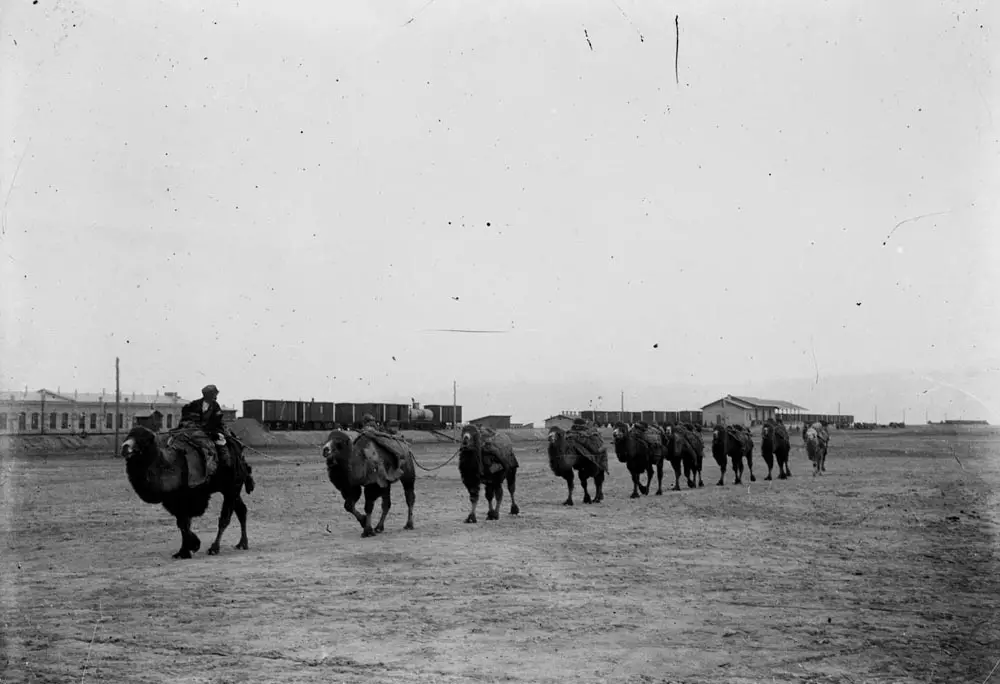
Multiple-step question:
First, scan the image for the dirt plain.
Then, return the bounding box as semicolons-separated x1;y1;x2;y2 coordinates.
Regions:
2;427;999;684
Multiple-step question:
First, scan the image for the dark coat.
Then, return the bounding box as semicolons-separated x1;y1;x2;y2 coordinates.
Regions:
180;398;225;436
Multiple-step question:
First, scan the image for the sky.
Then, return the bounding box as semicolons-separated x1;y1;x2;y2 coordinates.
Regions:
1;0;998;425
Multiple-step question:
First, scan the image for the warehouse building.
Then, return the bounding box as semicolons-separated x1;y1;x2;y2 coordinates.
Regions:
0;389;209;435
468;415;511;430
544;414;578;430
700;395;809;428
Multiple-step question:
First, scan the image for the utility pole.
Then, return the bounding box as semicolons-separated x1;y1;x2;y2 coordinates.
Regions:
40;389;45;435
621;391;624;414
115;357;121;457
452;380;457;442
874;405;878;424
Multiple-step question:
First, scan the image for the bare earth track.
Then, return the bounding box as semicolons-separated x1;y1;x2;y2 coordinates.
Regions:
2;429;999;683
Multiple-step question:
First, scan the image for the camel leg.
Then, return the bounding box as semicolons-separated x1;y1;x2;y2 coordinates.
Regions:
233;497;249;549
562;475;575;506
594;470;605;502
580;472;592;504
732;455;743;485
342;487;367;529
747;447;757;482
630;470;641;499
173;515;199;559
488;478;503;521
641;466;651;496
360;485;380;537
669;458;682;492
714;454;727;486
763;450;774;481
374;486;391;534
402;474;416;530
655;458;665;495
208;497;235;555
465;485;480;523
506;469;520;515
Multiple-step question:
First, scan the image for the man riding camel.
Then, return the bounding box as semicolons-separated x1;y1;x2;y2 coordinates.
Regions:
180;384;231;468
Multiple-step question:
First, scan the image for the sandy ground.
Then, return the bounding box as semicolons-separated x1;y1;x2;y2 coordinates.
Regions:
2;430;998;683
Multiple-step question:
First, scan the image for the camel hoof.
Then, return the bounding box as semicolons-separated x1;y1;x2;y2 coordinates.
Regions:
188;535;201;553
583;495;592;504
404;521;414;530
750;475;757;482
630;492;640;499
464;514;477;523
716;480;724;487
595;496;604;503
361;528;376;538
671;485;681;492
765;475;772;481
207;544;220;556
509;504;520;515
563;499;574;506
698;481;705;488
640;486;650;496
486;510;498;521
656;490;663;495
234;540;249;550
374;524;385;533
173;549;192;559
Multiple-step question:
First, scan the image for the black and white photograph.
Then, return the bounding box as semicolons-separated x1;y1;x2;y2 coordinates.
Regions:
1;0;998;682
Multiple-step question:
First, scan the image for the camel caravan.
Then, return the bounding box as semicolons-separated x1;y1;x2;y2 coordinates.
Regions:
119;386;834;558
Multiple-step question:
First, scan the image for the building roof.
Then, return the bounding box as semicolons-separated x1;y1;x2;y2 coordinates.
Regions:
702;395;809;411
1;389;191;406
544;414;576;421
468;415;511;422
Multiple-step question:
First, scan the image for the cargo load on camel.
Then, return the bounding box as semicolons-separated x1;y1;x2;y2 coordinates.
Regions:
361;427;413;481
565;422;609;473
631;422;666;450
471;425;519;475
164;427;225;487
672;423;703;453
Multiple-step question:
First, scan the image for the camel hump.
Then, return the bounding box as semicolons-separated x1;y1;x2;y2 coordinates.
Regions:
362;431;412;482
164;427;217;486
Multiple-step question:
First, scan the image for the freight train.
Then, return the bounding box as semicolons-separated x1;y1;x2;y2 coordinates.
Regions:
580;410;705;426
241;399;462;432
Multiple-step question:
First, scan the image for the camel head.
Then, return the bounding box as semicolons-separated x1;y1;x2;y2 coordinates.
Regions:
322;430;354;465
120;426;158;461
461;424;482;451
547;426;565;448
761;424;773;441
612;421;630;442
712;424;725;441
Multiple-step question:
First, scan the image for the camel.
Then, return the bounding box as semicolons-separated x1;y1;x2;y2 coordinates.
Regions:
711;424;757;485
761;421;792;480
804;422;829;476
458;424;520;524
547;424;608;505
121;425;255;559
664;423;704;488
612;421;665;496
322;429;416;537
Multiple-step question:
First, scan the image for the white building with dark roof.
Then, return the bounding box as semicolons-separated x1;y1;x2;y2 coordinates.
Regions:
0;389;235;435
701;395;809;427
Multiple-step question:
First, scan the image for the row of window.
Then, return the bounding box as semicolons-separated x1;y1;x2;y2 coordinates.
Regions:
0;412;176;431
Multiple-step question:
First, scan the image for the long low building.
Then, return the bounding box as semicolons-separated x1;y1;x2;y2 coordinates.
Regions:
0;389;235;435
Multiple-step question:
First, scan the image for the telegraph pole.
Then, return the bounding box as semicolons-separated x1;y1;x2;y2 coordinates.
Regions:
115;357;121;457
40;389;45;435
452;380;457;441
